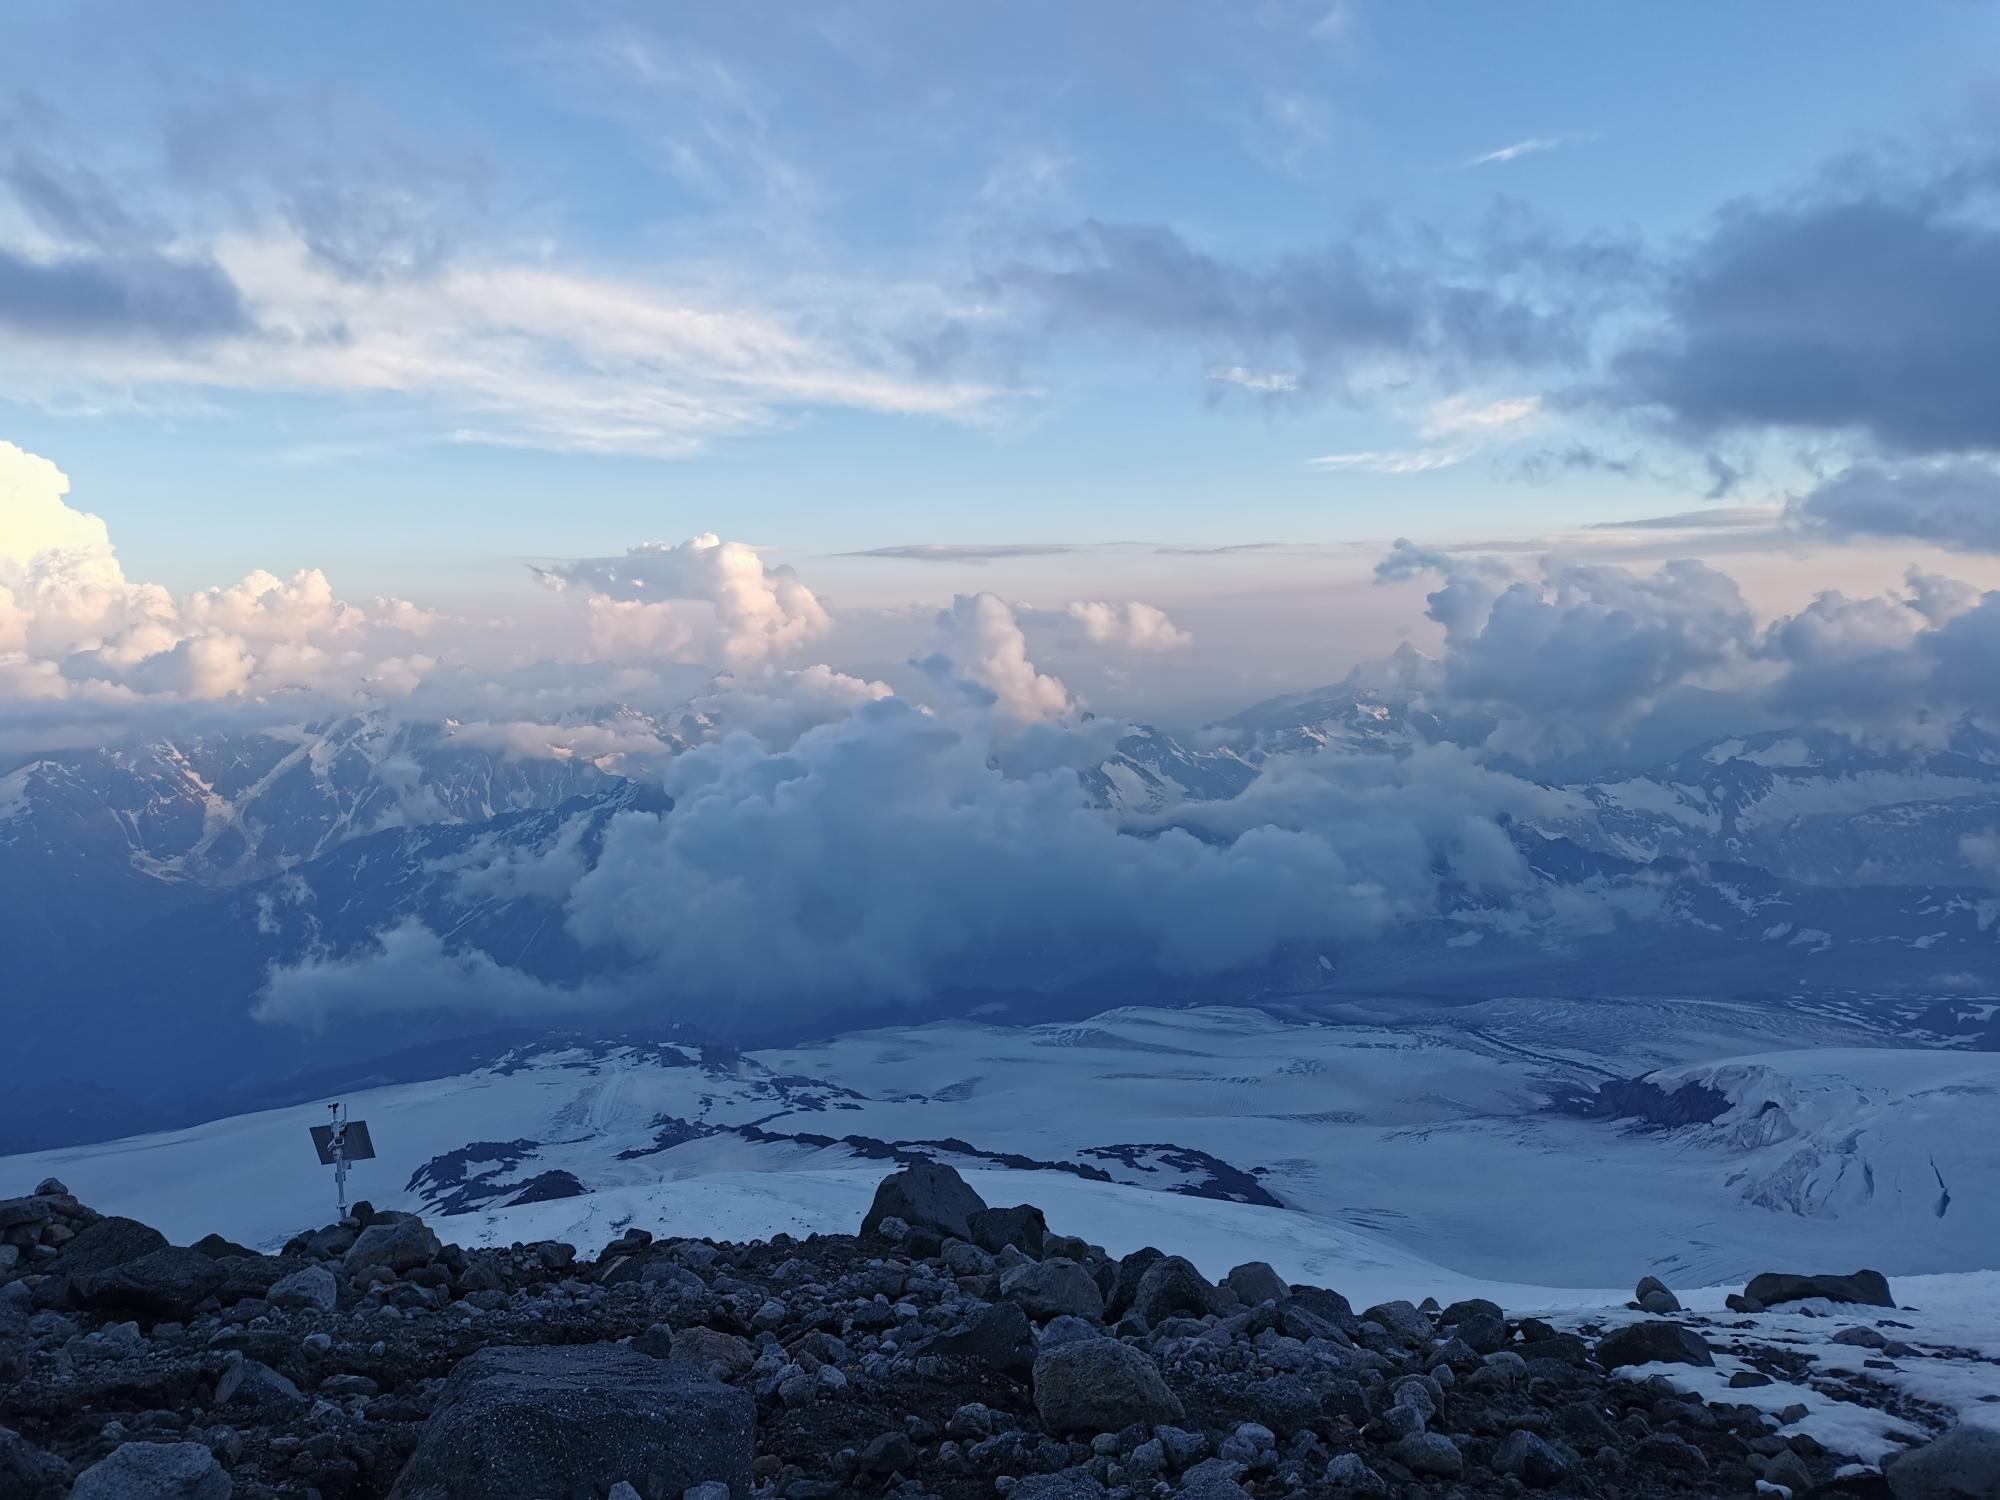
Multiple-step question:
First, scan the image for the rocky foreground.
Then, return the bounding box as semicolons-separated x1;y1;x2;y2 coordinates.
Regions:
2;1167;1995;1500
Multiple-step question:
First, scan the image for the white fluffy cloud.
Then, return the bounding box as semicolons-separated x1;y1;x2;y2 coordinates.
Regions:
1063;599;1192;652
535;534;832;667
930;592;1074;722
0;439;439;703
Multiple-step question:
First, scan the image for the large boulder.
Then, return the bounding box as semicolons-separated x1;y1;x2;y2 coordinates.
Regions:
928;1301;1034;1376
71;1247;224;1321
43;1215;168;1288
1885;1426;2000;1499
1744;1269;1895;1309
268;1263;338;1314
1000;1258;1104;1321
1595;1321;1713;1370
1132;1255;1213;1324
69;1441;232;1500
1033;1337;1185;1434
344;1218;442;1274
969;1204;1047;1257
388;1343;755;1500
859;1163;987;1242
1224;1262;1289;1307
1105;1247;1164;1318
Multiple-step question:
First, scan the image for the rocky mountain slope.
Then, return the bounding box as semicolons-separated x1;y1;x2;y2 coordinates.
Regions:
3;1167;1994;1500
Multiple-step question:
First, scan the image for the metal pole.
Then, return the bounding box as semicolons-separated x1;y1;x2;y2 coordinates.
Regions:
330;1103;348;1219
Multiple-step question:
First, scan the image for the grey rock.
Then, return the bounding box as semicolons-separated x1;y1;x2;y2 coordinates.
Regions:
69;1441;231;1500
1744;1269;1894;1308
968;1204;1047;1257
267;1264;338;1315
44;1215;168;1287
1324;1451;1390;1494
1492;1429;1571;1488
941;1240;995;1276
1033;1337;1185;1434
1596;1320;1714;1369
1223;1262;1288;1307
1638;1289;1682;1315
1361;1299;1430;1343
929;1301;1034;1376
214;1357;303;1409
32;1178;69;1197
1012;1474;1110;1500
1001;1257;1104;1321
0;1425;70;1493
387;1343;754;1500
1132;1255;1213;1324
71;1247;224;1321
1105;1247;1164;1318
669;1327;756;1381
1175;1458;1252;1499
1885;1425;2000;1500
859;1162;986;1242
1393;1431;1463;1479
344;1218;442;1274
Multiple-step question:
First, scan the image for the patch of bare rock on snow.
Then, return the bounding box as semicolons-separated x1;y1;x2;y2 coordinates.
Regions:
0;1166;1994;1498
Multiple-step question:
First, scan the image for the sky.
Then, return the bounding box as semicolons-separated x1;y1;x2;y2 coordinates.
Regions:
6;1;2000;728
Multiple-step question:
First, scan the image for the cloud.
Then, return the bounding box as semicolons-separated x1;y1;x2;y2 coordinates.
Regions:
1603;154;2000;454
927;592;1074;722
1375;542;1760;748
978;217;1590;402
1792;460;2000;553
0;440;438;703
1421;394;1541;435
535;534;832;666
1063;599;1193;652
1458;134;1589;169
1589;506;1783;532
1309;447;1470;474
0;247;248;343
253;917;618;1029
840;543;1084;564
1208;365;1299;392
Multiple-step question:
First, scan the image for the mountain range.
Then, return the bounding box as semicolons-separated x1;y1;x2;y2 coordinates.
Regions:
5;675;1996;1152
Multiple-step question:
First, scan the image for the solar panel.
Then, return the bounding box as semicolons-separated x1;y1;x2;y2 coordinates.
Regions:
309;1119;377;1165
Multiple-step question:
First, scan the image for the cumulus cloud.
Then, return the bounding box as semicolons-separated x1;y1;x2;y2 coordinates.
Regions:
1062;600;1193;652
1604;155;2000;454
927;592;1074;722
535;534;832;667
543;695;1554;1012
1792;460;2000;553
253;917;619;1028
0;439;439;704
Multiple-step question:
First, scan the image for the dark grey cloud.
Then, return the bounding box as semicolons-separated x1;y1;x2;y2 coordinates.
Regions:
0;246;248;342
1793;460;2000;553
839;543;1085;564
974;215;1601;396
1604;161;2000;454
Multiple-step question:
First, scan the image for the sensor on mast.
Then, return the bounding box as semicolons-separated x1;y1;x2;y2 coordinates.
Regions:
308;1103;377;1219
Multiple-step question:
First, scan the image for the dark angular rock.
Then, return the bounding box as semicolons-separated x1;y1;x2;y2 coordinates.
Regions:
189;1233;257;1259
1883;1425;2000;1500
386;1343;754;1500
69;1440;231;1500
1000;1258;1104;1321
1132;1254;1212;1324
1597;1321;1714;1369
1223;1261;1289;1307
859;1163;987;1242
969;1204;1047;1257
1105;1247;1163;1318
929;1300;1034;1376
1033;1337;1184;1434
344;1218;442;1274
44;1215;168;1290
1492;1429;1571;1488
1744;1270;1895;1309
71;1247;224;1321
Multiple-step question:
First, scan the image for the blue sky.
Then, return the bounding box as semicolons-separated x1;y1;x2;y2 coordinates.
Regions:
6;2;2000;724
